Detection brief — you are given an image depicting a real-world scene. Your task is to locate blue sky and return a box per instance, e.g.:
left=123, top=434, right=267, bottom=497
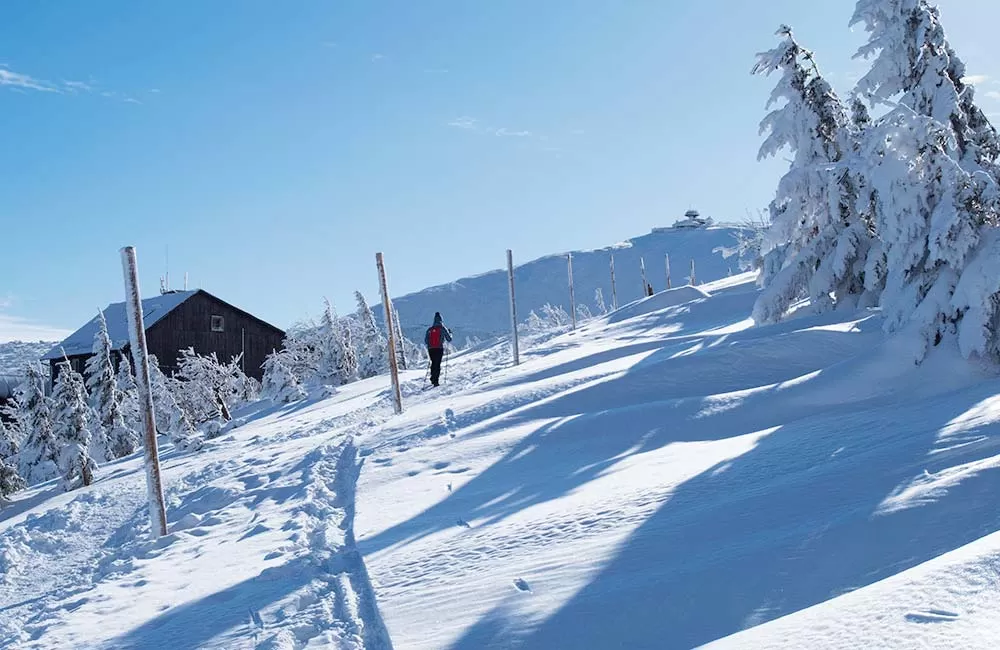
left=2, top=0, right=998, bottom=341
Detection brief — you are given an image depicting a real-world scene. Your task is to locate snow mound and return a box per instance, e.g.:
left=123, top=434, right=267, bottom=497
left=607, top=284, right=711, bottom=323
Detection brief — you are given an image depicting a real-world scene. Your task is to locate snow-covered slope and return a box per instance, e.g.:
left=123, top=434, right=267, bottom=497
left=0, top=341, right=54, bottom=397
left=383, top=226, right=746, bottom=342
left=0, top=341, right=53, bottom=376
left=4, top=275, right=1000, bottom=649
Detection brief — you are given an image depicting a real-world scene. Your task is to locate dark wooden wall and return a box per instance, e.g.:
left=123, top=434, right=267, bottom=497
left=144, top=292, right=284, bottom=380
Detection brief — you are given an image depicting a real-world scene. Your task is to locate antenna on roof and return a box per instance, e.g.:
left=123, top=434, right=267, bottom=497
left=184, top=272, right=189, bottom=291
left=164, top=245, right=170, bottom=294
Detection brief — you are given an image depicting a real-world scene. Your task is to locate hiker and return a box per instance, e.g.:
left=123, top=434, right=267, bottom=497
left=425, top=312, right=453, bottom=387
left=646, top=283, right=654, bottom=297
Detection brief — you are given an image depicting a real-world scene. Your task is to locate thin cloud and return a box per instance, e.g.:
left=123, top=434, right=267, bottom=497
left=985, top=91, right=1000, bottom=101
left=448, top=116, right=479, bottom=130
left=0, top=66, right=57, bottom=92
left=63, top=80, right=93, bottom=93
left=149, top=88, right=162, bottom=94
left=964, top=74, right=990, bottom=85
left=371, top=53, right=386, bottom=62
left=494, top=128, right=532, bottom=138
left=124, top=96, right=142, bottom=105
left=448, top=116, right=537, bottom=140
left=0, top=313, right=71, bottom=344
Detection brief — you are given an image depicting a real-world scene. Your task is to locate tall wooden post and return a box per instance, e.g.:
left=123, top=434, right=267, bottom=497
left=609, top=252, right=619, bottom=311
left=640, top=257, right=648, bottom=296
left=120, top=246, right=169, bottom=539
left=690, top=259, right=697, bottom=285
left=506, top=249, right=520, bottom=366
left=665, top=254, right=672, bottom=290
left=568, top=253, right=577, bottom=330
left=376, top=253, right=403, bottom=414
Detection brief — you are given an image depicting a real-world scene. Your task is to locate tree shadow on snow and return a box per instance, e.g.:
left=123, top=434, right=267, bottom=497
left=445, top=379, right=1000, bottom=649
left=358, top=313, right=882, bottom=558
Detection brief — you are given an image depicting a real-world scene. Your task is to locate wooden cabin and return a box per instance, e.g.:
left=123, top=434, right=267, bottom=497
left=43, top=289, right=285, bottom=384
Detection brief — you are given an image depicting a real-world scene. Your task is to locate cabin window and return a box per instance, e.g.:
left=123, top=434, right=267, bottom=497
left=211, top=315, right=225, bottom=332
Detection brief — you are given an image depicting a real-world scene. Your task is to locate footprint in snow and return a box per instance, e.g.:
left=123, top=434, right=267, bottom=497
left=905, top=609, right=959, bottom=624
left=513, top=578, right=531, bottom=593
left=456, top=518, right=471, bottom=528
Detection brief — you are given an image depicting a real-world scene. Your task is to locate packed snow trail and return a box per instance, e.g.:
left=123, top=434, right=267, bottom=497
left=0, top=383, right=408, bottom=649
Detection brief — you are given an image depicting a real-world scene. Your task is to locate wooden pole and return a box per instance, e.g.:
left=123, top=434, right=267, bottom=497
left=609, top=252, right=619, bottom=311
left=690, top=259, right=697, bottom=285
left=665, top=254, right=672, bottom=290
left=120, top=246, right=169, bottom=539
left=506, top=249, right=520, bottom=366
left=568, top=253, right=577, bottom=330
left=640, top=257, right=648, bottom=296
left=376, top=252, right=403, bottom=414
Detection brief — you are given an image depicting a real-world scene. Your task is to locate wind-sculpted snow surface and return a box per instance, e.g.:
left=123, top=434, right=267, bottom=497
left=4, top=273, right=1000, bottom=649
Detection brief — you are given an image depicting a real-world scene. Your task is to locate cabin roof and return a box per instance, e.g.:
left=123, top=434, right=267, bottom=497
left=42, top=290, right=199, bottom=361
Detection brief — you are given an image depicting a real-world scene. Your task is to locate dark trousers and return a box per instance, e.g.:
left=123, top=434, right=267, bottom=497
left=429, top=347, right=444, bottom=386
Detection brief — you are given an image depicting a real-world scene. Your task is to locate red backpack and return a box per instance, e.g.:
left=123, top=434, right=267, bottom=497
left=428, top=325, right=442, bottom=348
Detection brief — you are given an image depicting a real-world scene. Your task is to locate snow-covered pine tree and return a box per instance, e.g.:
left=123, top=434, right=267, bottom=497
left=261, top=350, right=307, bottom=403
left=15, top=363, right=60, bottom=485
left=175, top=347, right=229, bottom=426
left=147, top=355, right=199, bottom=450
left=85, top=310, right=138, bottom=461
left=594, top=288, right=608, bottom=315
left=355, top=291, right=389, bottom=379
left=853, top=0, right=1000, bottom=178
left=851, top=0, right=1000, bottom=359
left=0, top=457, right=25, bottom=501
left=115, top=354, right=142, bottom=436
left=391, top=305, right=407, bottom=371
left=751, top=25, right=873, bottom=325
left=50, top=361, right=97, bottom=490
left=316, top=299, right=347, bottom=385
left=339, top=316, right=359, bottom=383
left=576, top=303, right=594, bottom=323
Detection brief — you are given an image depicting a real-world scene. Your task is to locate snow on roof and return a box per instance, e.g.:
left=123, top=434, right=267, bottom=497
left=42, top=290, right=199, bottom=361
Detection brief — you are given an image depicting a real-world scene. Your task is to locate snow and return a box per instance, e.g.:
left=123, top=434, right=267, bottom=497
left=41, top=291, right=198, bottom=361
left=4, top=267, right=1000, bottom=649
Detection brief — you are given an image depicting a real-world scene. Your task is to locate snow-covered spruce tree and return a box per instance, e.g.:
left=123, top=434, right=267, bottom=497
left=339, top=317, right=359, bottom=383
left=391, top=305, right=407, bottom=371
left=85, top=310, right=138, bottom=461
left=0, top=458, right=25, bottom=501
left=261, top=350, right=307, bottom=403
left=15, top=363, right=60, bottom=485
left=175, top=348, right=229, bottom=426
left=0, top=417, right=16, bottom=459
left=50, top=361, right=97, bottom=490
left=223, top=357, right=260, bottom=408
left=751, top=26, right=873, bottom=325
left=355, top=291, right=389, bottom=379
left=594, top=288, right=608, bottom=315
left=852, top=0, right=1000, bottom=359
left=115, top=354, right=142, bottom=435
left=148, top=355, right=199, bottom=450
left=853, top=0, right=1000, bottom=179
left=315, top=300, right=348, bottom=385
